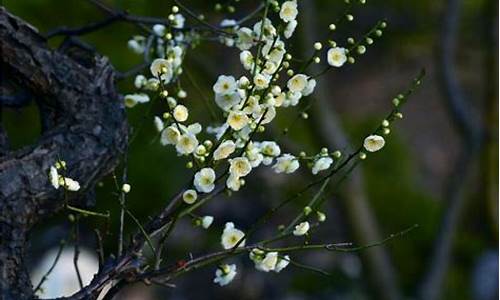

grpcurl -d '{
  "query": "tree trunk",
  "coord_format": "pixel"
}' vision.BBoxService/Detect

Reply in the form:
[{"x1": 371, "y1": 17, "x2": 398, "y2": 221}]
[{"x1": 0, "y1": 7, "x2": 127, "y2": 299}]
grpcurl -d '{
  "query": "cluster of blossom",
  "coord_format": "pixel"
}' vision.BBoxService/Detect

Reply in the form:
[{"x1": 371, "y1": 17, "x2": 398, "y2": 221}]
[
  {"x1": 48, "y1": 0, "x2": 394, "y2": 288},
  {"x1": 48, "y1": 160, "x2": 80, "y2": 192},
  {"x1": 125, "y1": 6, "x2": 190, "y2": 108}
]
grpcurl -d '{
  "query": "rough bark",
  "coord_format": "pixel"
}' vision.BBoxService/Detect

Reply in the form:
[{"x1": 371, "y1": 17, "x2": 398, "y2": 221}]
[{"x1": 0, "y1": 7, "x2": 127, "y2": 299}]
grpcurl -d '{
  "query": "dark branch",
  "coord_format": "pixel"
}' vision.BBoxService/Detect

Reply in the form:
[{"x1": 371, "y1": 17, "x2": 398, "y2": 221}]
[{"x1": 0, "y1": 7, "x2": 127, "y2": 299}]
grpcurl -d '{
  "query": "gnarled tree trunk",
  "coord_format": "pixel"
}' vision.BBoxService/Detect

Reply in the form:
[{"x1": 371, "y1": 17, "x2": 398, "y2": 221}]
[{"x1": 0, "y1": 7, "x2": 127, "y2": 299}]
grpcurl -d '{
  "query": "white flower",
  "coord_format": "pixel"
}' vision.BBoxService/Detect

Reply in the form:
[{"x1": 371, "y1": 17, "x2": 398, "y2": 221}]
[
  {"x1": 274, "y1": 255, "x2": 290, "y2": 272},
  {"x1": 236, "y1": 27, "x2": 254, "y2": 50},
  {"x1": 363, "y1": 135, "x2": 385, "y2": 152},
  {"x1": 301, "y1": 78, "x2": 317, "y2": 96},
  {"x1": 124, "y1": 94, "x2": 150, "y2": 108},
  {"x1": 154, "y1": 116, "x2": 164, "y2": 132},
  {"x1": 213, "y1": 75, "x2": 237, "y2": 95},
  {"x1": 62, "y1": 177, "x2": 80, "y2": 191},
  {"x1": 122, "y1": 184, "x2": 131, "y2": 193},
  {"x1": 238, "y1": 76, "x2": 250, "y2": 88},
  {"x1": 327, "y1": 47, "x2": 347, "y2": 67},
  {"x1": 240, "y1": 50, "x2": 254, "y2": 70},
  {"x1": 160, "y1": 125, "x2": 180, "y2": 145},
  {"x1": 214, "y1": 140, "x2": 236, "y2": 160},
  {"x1": 49, "y1": 166, "x2": 59, "y2": 189},
  {"x1": 274, "y1": 92, "x2": 286, "y2": 107},
  {"x1": 286, "y1": 91, "x2": 302, "y2": 106},
  {"x1": 134, "y1": 74, "x2": 147, "y2": 89},
  {"x1": 176, "y1": 134, "x2": 199, "y2": 155},
  {"x1": 194, "y1": 168, "x2": 216, "y2": 193},
  {"x1": 215, "y1": 93, "x2": 241, "y2": 111},
  {"x1": 173, "y1": 105, "x2": 189, "y2": 122},
  {"x1": 287, "y1": 74, "x2": 308, "y2": 93},
  {"x1": 127, "y1": 36, "x2": 145, "y2": 54},
  {"x1": 226, "y1": 174, "x2": 241, "y2": 191},
  {"x1": 246, "y1": 145, "x2": 264, "y2": 168},
  {"x1": 255, "y1": 252, "x2": 279, "y2": 272},
  {"x1": 312, "y1": 157, "x2": 333, "y2": 175},
  {"x1": 182, "y1": 189, "x2": 198, "y2": 204},
  {"x1": 293, "y1": 221, "x2": 310, "y2": 236},
  {"x1": 253, "y1": 73, "x2": 271, "y2": 90},
  {"x1": 280, "y1": 1, "x2": 298, "y2": 22},
  {"x1": 187, "y1": 123, "x2": 202, "y2": 135},
  {"x1": 150, "y1": 58, "x2": 171, "y2": 78},
  {"x1": 221, "y1": 222, "x2": 245, "y2": 249},
  {"x1": 207, "y1": 123, "x2": 229, "y2": 140},
  {"x1": 284, "y1": 20, "x2": 297, "y2": 39},
  {"x1": 227, "y1": 111, "x2": 249, "y2": 131},
  {"x1": 213, "y1": 264, "x2": 237, "y2": 286},
  {"x1": 229, "y1": 157, "x2": 252, "y2": 177},
  {"x1": 253, "y1": 106, "x2": 276, "y2": 124},
  {"x1": 172, "y1": 14, "x2": 185, "y2": 29},
  {"x1": 202, "y1": 216, "x2": 214, "y2": 229},
  {"x1": 152, "y1": 24, "x2": 166, "y2": 36},
  {"x1": 260, "y1": 141, "x2": 281, "y2": 157},
  {"x1": 253, "y1": 18, "x2": 276, "y2": 39},
  {"x1": 272, "y1": 154, "x2": 300, "y2": 174}
]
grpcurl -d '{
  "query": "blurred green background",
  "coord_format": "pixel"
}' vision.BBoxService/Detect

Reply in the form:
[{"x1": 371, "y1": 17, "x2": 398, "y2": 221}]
[{"x1": 2, "y1": 0, "x2": 498, "y2": 299}]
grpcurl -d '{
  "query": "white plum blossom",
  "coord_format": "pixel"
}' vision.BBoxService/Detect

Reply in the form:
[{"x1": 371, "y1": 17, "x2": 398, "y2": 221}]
[
  {"x1": 293, "y1": 221, "x2": 310, "y2": 236},
  {"x1": 312, "y1": 157, "x2": 333, "y2": 175},
  {"x1": 221, "y1": 222, "x2": 245, "y2": 249},
  {"x1": 273, "y1": 154, "x2": 300, "y2": 174},
  {"x1": 301, "y1": 78, "x2": 317, "y2": 96},
  {"x1": 280, "y1": 1, "x2": 298, "y2": 23},
  {"x1": 176, "y1": 134, "x2": 198, "y2": 155},
  {"x1": 154, "y1": 116, "x2": 164, "y2": 132},
  {"x1": 236, "y1": 27, "x2": 255, "y2": 50},
  {"x1": 284, "y1": 19, "x2": 298, "y2": 39},
  {"x1": 49, "y1": 166, "x2": 59, "y2": 189},
  {"x1": 124, "y1": 94, "x2": 150, "y2": 108},
  {"x1": 161, "y1": 125, "x2": 180, "y2": 146},
  {"x1": 172, "y1": 14, "x2": 185, "y2": 29},
  {"x1": 255, "y1": 252, "x2": 279, "y2": 272},
  {"x1": 287, "y1": 74, "x2": 309, "y2": 93},
  {"x1": 213, "y1": 264, "x2": 237, "y2": 286},
  {"x1": 122, "y1": 183, "x2": 131, "y2": 193},
  {"x1": 134, "y1": 74, "x2": 147, "y2": 89},
  {"x1": 152, "y1": 24, "x2": 166, "y2": 36},
  {"x1": 260, "y1": 141, "x2": 281, "y2": 158},
  {"x1": 201, "y1": 216, "x2": 214, "y2": 229},
  {"x1": 227, "y1": 111, "x2": 249, "y2": 131},
  {"x1": 127, "y1": 36, "x2": 145, "y2": 54},
  {"x1": 240, "y1": 51, "x2": 254, "y2": 70},
  {"x1": 226, "y1": 174, "x2": 242, "y2": 191},
  {"x1": 61, "y1": 177, "x2": 80, "y2": 191},
  {"x1": 49, "y1": 162, "x2": 80, "y2": 191},
  {"x1": 215, "y1": 93, "x2": 241, "y2": 111},
  {"x1": 182, "y1": 189, "x2": 197, "y2": 204},
  {"x1": 194, "y1": 168, "x2": 216, "y2": 193},
  {"x1": 253, "y1": 18, "x2": 277, "y2": 39},
  {"x1": 253, "y1": 73, "x2": 271, "y2": 90},
  {"x1": 173, "y1": 105, "x2": 189, "y2": 122},
  {"x1": 213, "y1": 75, "x2": 237, "y2": 95},
  {"x1": 150, "y1": 58, "x2": 173, "y2": 83},
  {"x1": 274, "y1": 255, "x2": 290, "y2": 272},
  {"x1": 229, "y1": 157, "x2": 252, "y2": 177},
  {"x1": 363, "y1": 135, "x2": 386, "y2": 152},
  {"x1": 213, "y1": 140, "x2": 236, "y2": 161},
  {"x1": 327, "y1": 47, "x2": 347, "y2": 67}
]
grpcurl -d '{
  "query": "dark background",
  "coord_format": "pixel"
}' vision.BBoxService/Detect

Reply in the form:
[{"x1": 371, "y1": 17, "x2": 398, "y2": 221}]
[{"x1": 2, "y1": 0, "x2": 498, "y2": 299}]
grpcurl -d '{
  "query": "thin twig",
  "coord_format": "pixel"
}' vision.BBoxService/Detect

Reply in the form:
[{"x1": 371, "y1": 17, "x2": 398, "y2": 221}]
[
  {"x1": 34, "y1": 240, "x2": 66, "y2": 293},
  {"x1": 73, "y1": 216, "x2": 84, "y2": 289}
]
